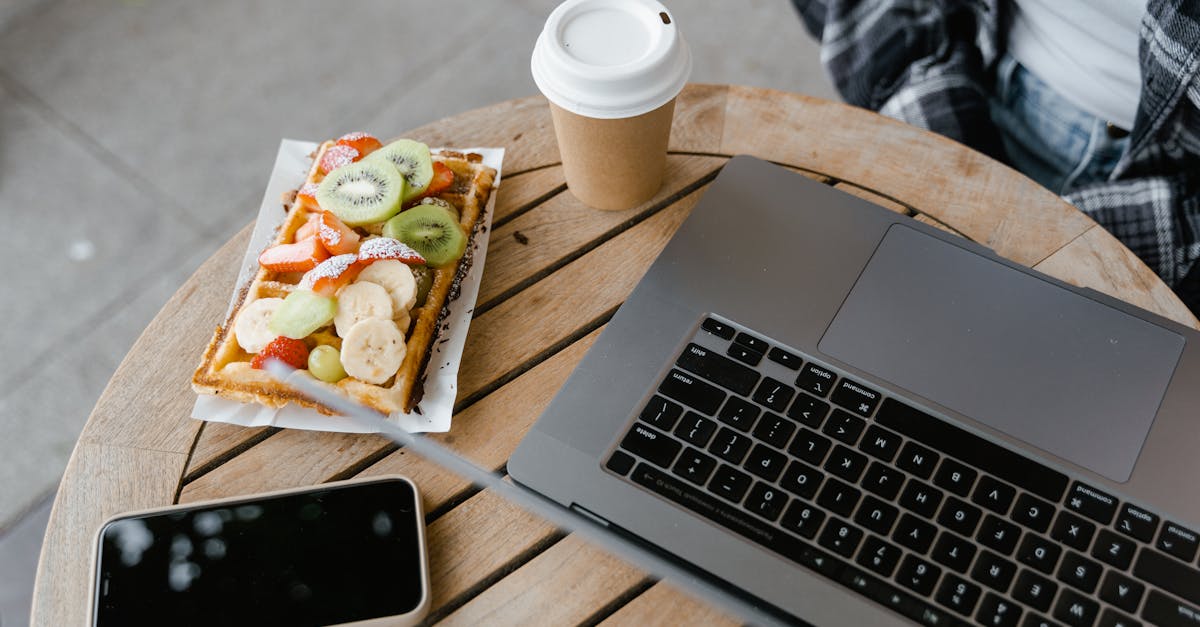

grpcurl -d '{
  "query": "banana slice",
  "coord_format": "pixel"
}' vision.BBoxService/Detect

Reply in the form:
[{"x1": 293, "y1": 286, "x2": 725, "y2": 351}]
[
  {"x1": 233, "y1": 297, "x2": 284, "y2": 353},
  {"x1": 340, "y1": 318, "x2": 407, "y2": 385},
  {"x1": 356, "y1": 260, "x2": 417, "y2": 315},
  {"x1": 334, "y1": 281, "x2": 393, "y2": 338},
  {"x1": 395, "y1": 307, "x2": 412, "y2": 336}
]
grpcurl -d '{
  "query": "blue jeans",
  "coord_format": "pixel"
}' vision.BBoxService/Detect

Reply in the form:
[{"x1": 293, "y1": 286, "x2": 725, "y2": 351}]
[{"x1": 988, "y1": 54, "x2": 1130, "y2": 195}]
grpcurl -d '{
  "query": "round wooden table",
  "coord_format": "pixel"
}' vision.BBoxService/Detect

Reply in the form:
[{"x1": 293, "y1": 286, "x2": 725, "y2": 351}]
[{"x1": 32, "y1": 84, "x2": 1200, "y2": 626}]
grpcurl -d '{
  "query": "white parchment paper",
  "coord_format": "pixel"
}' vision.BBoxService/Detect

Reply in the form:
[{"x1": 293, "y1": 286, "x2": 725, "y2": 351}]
[{"x1": 191, "y1": 139, "x2": 504, "y2": 434}]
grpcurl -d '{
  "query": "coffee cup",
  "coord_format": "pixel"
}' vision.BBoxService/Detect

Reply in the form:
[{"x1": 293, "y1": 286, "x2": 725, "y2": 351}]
[{"x1": 531, "y1": 0, "x2": 692, "y2": 211}]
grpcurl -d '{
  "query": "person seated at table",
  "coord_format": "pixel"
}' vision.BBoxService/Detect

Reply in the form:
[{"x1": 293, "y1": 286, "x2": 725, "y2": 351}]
[{"x1": 791, "y1": 0, "x2": 1200, "y2": 316}]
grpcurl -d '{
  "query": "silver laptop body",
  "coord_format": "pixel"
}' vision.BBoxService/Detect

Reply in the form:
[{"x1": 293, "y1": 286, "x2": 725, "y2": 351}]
[{"x1": 509, "y1": 156, "x2": 1200, "y2": 625}]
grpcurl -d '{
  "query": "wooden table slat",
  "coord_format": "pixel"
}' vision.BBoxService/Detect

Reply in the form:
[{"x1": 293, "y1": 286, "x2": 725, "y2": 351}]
[{"x1": 599, "y1": 582, "x2": 739, "y2": 626}]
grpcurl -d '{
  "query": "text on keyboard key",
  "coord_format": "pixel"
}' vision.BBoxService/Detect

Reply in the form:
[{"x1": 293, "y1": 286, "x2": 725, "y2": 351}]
[
  {"x1": 795, "y1": 363, "x2": 836, "y2": 397},
  {"x1": 1114, "y1": 502, "x2": 1159, "y2": 543},
  {"x1": 787, "y1": 393, "x2": 830, "y2": 428},
  {"x1": 1156, "y1": 521, "x2": 1200, "y2": 562},
  {"x1": 830, "y1": 377, "x2": 881, "y2": 417},
  {"x1": 1064, "y1": 482, "x2": 1118, "y2": 526},
  {"x1": 676, "y1": 343, "x2": 759, "y2": 396},
  {"x1": 659, "y1": 369, "x2": 726, "y2": 415},
  {"x1": 619, "y1": 424, "x2": 681, "y2": 468}
]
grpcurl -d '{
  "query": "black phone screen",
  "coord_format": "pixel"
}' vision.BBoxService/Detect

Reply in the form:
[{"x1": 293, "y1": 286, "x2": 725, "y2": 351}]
[{"x1": 93, "y1": 478, "x2": 423, "y2": 626}]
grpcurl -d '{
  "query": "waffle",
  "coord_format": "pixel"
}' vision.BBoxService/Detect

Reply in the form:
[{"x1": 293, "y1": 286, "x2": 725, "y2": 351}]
[{"x1": 193, "y1": 141, "x2": 496, "y2": 416}]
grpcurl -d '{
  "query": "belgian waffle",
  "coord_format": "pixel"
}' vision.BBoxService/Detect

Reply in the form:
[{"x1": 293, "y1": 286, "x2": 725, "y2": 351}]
[{"x1": 193, "y1": 141, "x2": 497, "y2": 416}]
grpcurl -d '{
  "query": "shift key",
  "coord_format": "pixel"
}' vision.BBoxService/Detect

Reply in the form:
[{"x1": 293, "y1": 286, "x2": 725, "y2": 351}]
[
  {"x1": 660, "y1": 369, "x2": 726, "y2": 415},
  {"x1": 676, "y1": 343, "x2": 759, "y2": 396},
  {"x1": 620, "y1": 424, "x2": 682, "y2": 468}
]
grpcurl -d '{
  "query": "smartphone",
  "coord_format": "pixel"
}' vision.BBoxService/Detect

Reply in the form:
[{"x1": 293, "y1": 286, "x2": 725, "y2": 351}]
[{"x1": 89, "y1": 475, "x2": 429, "y2": 627}]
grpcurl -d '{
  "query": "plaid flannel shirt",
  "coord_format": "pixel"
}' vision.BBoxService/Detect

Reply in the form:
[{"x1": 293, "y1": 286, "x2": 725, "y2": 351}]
[{"x1": 792, "y1": 0, "x2": 1200, "y2": 315}]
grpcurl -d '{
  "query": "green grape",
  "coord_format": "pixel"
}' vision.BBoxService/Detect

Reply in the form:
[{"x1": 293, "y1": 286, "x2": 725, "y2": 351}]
[
  {"x1": 412, "y1": 265, "x2": 434, "y2": 309},
  {"x1": 308, "y1": 345, "x2": 348, "y2": 383}
]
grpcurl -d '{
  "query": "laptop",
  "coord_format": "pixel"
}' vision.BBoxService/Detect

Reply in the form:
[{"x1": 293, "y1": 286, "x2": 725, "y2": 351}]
[{"x1": 508, "y1": 156, "x2": 1200, "y2": 626}]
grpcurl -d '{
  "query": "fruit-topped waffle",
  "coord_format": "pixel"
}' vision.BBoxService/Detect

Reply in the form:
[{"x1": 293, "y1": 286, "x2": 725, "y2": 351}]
[{"x1": 193, "y1": 134, "x2": 497, "y2": 416}]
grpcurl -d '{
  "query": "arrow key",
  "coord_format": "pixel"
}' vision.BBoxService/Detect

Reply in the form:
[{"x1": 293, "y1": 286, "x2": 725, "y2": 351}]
[{"x1": 1098, "y1": 570, "x2": 1144, "y2": 614}]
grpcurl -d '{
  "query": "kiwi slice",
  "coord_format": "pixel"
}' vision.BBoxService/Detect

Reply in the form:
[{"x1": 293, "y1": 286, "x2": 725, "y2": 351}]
[
  {"x1": 370, "y1": 139, "x2": 434, "y2": 203},
  {"x1": 383, "y1": 205, "x2": 467, "y2": 267},
  {"x1": 316, "y1": 159, "x2": 405, "y2": 226}
]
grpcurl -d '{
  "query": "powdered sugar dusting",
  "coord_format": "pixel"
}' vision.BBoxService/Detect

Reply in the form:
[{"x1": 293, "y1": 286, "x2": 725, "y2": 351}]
[
  {"x1": 338, "y1": 132, "x2": 370, "y2": 142},
  {"x1": 318, "y1": 221, "x2": 341, "y2": 245},
  {"x1": 297, "y1": 182, "x2": 320, "y2": 198},
  {"x1": 300, "y1": 253, "x2": 359, "y2": 288},
  {"x1": 320, "y1": 145, "x2": 358, "y2": 172},
  {"x1": 358, "y1": 237, "x2": 425, "y2": 263}
]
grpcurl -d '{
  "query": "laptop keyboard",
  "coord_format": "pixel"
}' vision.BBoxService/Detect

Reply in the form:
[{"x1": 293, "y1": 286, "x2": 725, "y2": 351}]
[{"x1": 604, "y1": 316, "x2": 1200, "y2": 627}]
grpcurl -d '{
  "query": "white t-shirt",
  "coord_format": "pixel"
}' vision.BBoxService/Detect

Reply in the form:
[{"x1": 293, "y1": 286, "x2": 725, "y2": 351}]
[{"x1": 1008, "y1": 0, "x2": 1145, "y2": 130}]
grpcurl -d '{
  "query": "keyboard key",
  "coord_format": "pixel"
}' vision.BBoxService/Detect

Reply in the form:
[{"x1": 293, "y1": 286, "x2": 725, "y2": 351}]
[
  {"x1": 900, "y1": 480, "x2": 944, "y2": 519},
  {"x1": 745, "y1": 482, "x2": 788, "y2": 521},
  {"x1": 671, "y1": 448, "x2": 717, "y2": 485},
  {"x1": 857, "y1": 535, "x2": 902, "y2": 577},
  {"x1": 659, "y1": 369, "x2": 726, "y2": 415},
  {"x1": 1142, "y1": 589, "x2": 1200, "y2": 627},
  {"x1": 752, "y1": 377, "x2": 795, "y2": 413},
  {"x1": 854, "y1": 496, "x2": 898, "y2": 536},
  {"x1": 1011, "y1": 493, "x2": 1054, "y2": 532},
  {"x1": 877, "y1": 399, "x2": 1069, "y2": 503},
  {"x1": 1092, "y1": 528, "x2": 1136, "y2": 570},
  {"x1": 767, "y1": 346, "x2": 802, "y2": 369},
  {"x1": 931, "y1": 532, "x2": 977, "y2": 573},
  {"x1": 971, "y1": 550, "x2": 1017, "y2": 592},
  {"x1": 972, "y1": 476, "x2": 1017, "y2": 515},
  {"x1": 1052, "y1": 588, "x2": 1098, "y2": 627},
  {"x1": 977, "y1": 593, "x2": 1023, "y2": 627},
  {"x1": 1012, "y1": 569, "x2": 1057, "y2": 612},
  {"x1": 830, "y1": 378, "x2": 881, "y2": 417},
  {"x1": 752, "y1": 413, "x2": 795, "y2": 449},
  {"x1": 894, "y1": 513, "x2": 937, "y2": 553},
  {"x1": 862, "y1": 462, "x2": 906, "y2": 500},
  {"x1": 781, "y1": 501, "x2": 825, "y2": 539},
  {"x1": 639, "y1": 395, "x2": 684, "y2": 430},
  {"x1": 787, "y1": 393, "x2": 830, "y2": 428},
  {"x1": 1017, "y1": 534, "x2": 1062, "y2": 574},
  {"x1": 745, "y1": 444, "x2": 787, "y2": 482},
  {"x1": 818, "y1": 517, "x2": 863, "y2": 557},
  {"x1": 674, "y1": 411, "x2": 717, "y2": 447},
  {"x1": 681, "y1": 343, "x2": 759, "y2": 394},
  {"x1": 778, "y1": 460, "x2": 823, "y2": 499},
  {"x1": 977, "y1": 515, "x2": 1021, "y2": 555},
  {"x1": 1020, "y1": 614, "x2": 1056, "y2": 627},
  {"x1": 896, "y1": 441, "x2": 940, "y2": 479},
  {"x1": 606, "y1": 450, "x2": 635, "y2": 475},
  {"x1": 708, "y1": 464, "x2": 752, "y2": 503},
  {"x1": 858, "y1": 425, "x2": 901, "y2": 462},
  {"x1": 1064, "y1": 482, "x2": 1118, "y2": 526},
  {"x1": 817, "y1": 478, "x2": 861, "y2": 517},
  {"x1": 726, "y1": 342, "x2": 763, "y2": 367},
  {"x1": 795, "y1": 363, "x2": 836, "y2": 397},
  {"x1": 733, "y1": 331, "x2": 768, "y2": 353},
  {"x1": 1099, "y1": 570, "x2": 1144, "y2": 613},
  {"x1": 1133, "y1": 548, "x2": 1200, "y2": 605},
  {"x1": 788, "y1": 428, "x2": 831, "y2": 465},
  {"x1": 933, "y1": 459, "x2": 978, "y2": 497},
  {"x1": 1098, "y1": 608, "x2": 1141, "y2": 627},
  {"x1": 938, "y1": 497, "x2": 983, "y2": 537},
  {"x1": 708, "y1": 427, "x2": 751, "y2": 464},
  {"x1": 1114, "y1": 502, "x2": 1159, "y2": 543},
  {"x1": 821, "y1": 409, "x2": 866, "y2": 445},
  {"x1": 700, "y1": 317, "x2": 734, "y2": 339},
  {"x1": 1050, "y1": 511, "x2": 1095, "y2": 552},
  {"x1": 620, "y1": 424, "x2": 681, "y2": 468},
  {"x1": 897, "y1": 554, "x2": 942, "y2": 596},
  {"x1": 1156, "y1": 521, "x2": 1200, "y2": 562},
  {"x1": 823, "y1": 445, "x2": 868, "y2": 482},
  {"x1": 935, "y1": 573, "x2": 981, "y2": 617},
  {"x1": 717, "y1": 396, "x2": 760, "y2": 431},
  {"x1": 1057, "y1": 551, "x2": 1103, "y2": 594}
]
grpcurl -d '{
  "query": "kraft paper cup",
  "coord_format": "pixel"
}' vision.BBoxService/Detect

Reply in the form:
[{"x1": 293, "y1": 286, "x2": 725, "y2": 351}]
[{"x1": 532, "y1": 0, "x2": 692, "y2": 211}]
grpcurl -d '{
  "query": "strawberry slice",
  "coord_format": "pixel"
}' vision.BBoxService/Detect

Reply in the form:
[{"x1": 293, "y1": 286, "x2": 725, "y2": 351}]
[
  {"x1": 318, "y1": 210, "x2": 361, "y2": 255},
  {"x1": 299, "y1": 253, "x2": 365, "y2": 297},
  {"x1": 294, "y1": 213, "x2": 321, "y2": 242},
  {"x1": 295, "y1": 182, "x2": 321, "y2": 211},
  {"x1": 336, "y1": 132, "x2": 383, "y2": 159},
  {"x1": 419, "y1": 161, "x2": 455, "y2": 199},
  {"x1": 319, "y1": 144, "x2": 359, "y2": 175},
  {"x1": 357, "y1": 237, "x2": 426, "y2": 265},
  {"x1": 258, "y1": 238, "x2": 329, "y2": 273},
  {"x1": 250, "y1": 336, "x2": 310, "y2": 370}
]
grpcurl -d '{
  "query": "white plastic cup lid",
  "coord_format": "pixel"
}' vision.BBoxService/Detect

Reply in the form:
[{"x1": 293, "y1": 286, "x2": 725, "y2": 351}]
[{"x1": 531, "y1": 0, "x2": 692, "y2": 119}]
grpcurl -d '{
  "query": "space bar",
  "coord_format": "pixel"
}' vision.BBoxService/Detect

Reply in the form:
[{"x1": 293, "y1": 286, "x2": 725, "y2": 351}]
[{"x1": 630, "y1": 463, "x2": 821, "y2": 568}]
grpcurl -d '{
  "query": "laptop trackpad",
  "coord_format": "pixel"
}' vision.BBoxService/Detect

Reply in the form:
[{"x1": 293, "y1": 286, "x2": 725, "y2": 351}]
[{"x1": 819, "y1": 225, "x2": 1184, "y2": 482}]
